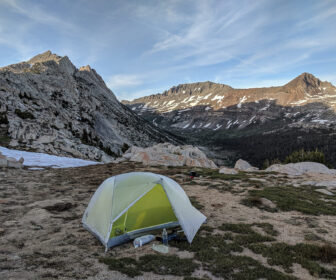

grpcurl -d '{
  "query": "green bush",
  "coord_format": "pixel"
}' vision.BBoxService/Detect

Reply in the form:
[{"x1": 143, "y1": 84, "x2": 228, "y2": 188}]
[
  {"x1": 284, "y1": 148, "x2": 326, "y2": 164},
  {"x1": 263, "y1": 149, "x2": 328, "y2": 169}
]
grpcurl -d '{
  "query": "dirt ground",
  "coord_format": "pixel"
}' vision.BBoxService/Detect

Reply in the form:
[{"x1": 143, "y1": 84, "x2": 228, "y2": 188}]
[{"x1": 0, "y1": 162, "x2": 336, "y2": 280}]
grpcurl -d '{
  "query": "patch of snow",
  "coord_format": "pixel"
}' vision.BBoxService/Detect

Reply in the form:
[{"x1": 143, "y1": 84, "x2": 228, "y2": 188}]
[
  {"x1": 204, "y1": 122, "x2": 212, "y2": 128},
  {"x1": 0, "y1": 146, "x2": 100, "y2": 168},
  {"x1": 205, "y1": 106, "x2": 211, "y2": 111},
  {"x1": 182, "y1": 90, "x2": 186, "y2": 94},
  {"x1": 211, "y1": 95, "x2": 224, "y2": 101},
  {"x1": 167, "y1": 104, "x2": 178, "y2": 111},
  {"x1": 131, "y1": 107, "x2": 136, "y2": 110},
  {"x1": 178, "y1": 108, "x2": 191, "y2": 113},
  {"x1": 249, "y1": 116, "x2": 256, "y2": 122},
  {"x1": 28, "y1": 167, "x2": 45, "y2": 170},
  {"x1": 189, "y1": 100, "x2": 200, "y2": 106},
  {"x1": 166, "y1": 100, "x2": 175, "y2": 106},
  {"x1": 255, "y1": 100, "x2": 259, "y2": 103},
  {"x1": 323, "y1": 87, "x2": 326, "y2": 90},
  {"x1": 186, "y1": 95, "x2": 196, "y2": 102},
  {"x1": 226, "y1": 120, "x2": 232, "y2": 129},
  {"x1": 203, "y1": 93, "x2": 212, "y2": 99},
  {"x1": 213, "y1": 124, "x2": 222, "y2": 131},
  {"x1": 259, "y1": 105, "x2": 270, "y2": 111},
  {"x1": 237, "y1": 96, "x2": 247, "y2": 108},
  {"x1": 311, "y1": 119, "x2": 330, "y2": 124},
  {"x1": 192, "y1": 124, "x2": 196, "y2": 128},
  {"x1": 152, "y1": 118, "x2": 158, "y2": 126},
  {"x1": 183, "y1": 123, "x2": 190, "y2": 129}
]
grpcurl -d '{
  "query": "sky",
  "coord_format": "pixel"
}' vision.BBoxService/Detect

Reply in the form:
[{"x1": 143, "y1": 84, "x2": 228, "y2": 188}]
[{"x1": 0, "y1": 0, "x2": 335, "y2": 101}]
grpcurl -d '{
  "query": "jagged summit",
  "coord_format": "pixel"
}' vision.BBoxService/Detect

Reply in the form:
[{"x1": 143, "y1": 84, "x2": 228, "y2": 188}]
[
  {"x1": 285, "y1": 72, "x2": 321, "y2": 89},
  {"x1": 28, "y1": 50, "x2": 63, "y2": 64}
]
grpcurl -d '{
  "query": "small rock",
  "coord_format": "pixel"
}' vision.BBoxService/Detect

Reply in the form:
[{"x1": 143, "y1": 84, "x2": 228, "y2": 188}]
[
  {"x1": 219, "y1": 167, "x2": 238, "y2": 174},
  {"x1": 250, "y1": 178, "x2": 267, "y2": 183},
  {"x1": 22, "y1": 208, "x2": 51, "y2": 224},
  {"x1": 260, "y1": 198, "x2": 276, "y2": 209},
  {"x1": 0, "y1": 228, "x2": 4, "y2": 234},
  {"x1": 234, "y1": 159, "x2": 259, "y2": 172},
  {"x1": 315, "y1": 189, "x2": 334, "y2": 196}
]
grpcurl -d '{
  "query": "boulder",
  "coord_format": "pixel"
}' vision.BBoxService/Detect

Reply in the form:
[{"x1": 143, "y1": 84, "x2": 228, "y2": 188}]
[
  {"x1": 315, "y1": 189, "x2": 334, "y2": 196},
  {"x1": 0, "y1": 152, "x2": 23, "y2": 168},
  {"x1": 0, "y1": 157, "x2": 7, "y2": 167},
  {"x1": 316, "y1": 181, "x2": 336, "y2": 190},
  {"x1": 266, "y1": 162, "x2": 336, "y2": 176},
  {"x1": 219, "y1": 167, "x2": 238, "y2": 174},
  {"x1": 260, "y1": 198, "x2": 277, "y2": 209},
  {"x1": 234, "y1": 159, "x2": 259, "y2": 172},
  {"x1": 119, "y1": 143, "x2": 217, "y2": 168}
]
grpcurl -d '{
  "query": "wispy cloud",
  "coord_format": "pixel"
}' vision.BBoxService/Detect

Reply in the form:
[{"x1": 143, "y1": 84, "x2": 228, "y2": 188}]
[
  {"x1": 0, "y1": 0, "x2": 335, "y2": 99},
  {"x1": 1, "y1": 0, "x2": 78, "y2": 33},
  {"x1": 107, "y1": 74, "x2": 143, "y2": 89}
]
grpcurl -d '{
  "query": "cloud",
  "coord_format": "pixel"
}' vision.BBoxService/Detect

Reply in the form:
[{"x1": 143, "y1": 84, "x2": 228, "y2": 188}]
[
  {"x1": 107, "y1": 74, "x2": 143, "y2": 90},
  {"x1": 0, "y1": 0, "x2": 335, "y2": 98},
  {"x1": 1, "y1": 0, "x2": 78, "y2": 33}
]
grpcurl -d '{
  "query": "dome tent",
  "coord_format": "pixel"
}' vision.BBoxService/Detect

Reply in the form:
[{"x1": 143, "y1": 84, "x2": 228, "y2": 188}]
[{"x1": 82, "y1": 172, "x2": 206, "y2": 250}]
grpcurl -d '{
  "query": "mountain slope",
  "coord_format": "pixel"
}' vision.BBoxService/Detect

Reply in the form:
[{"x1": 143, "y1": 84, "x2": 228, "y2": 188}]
[
  {"x1": 0, "y1": 51, "x2": 177, "y2": 161},
  {"x1": 124, "y1": 73, "x2": 336, "y2": 113},
  {"x1": 123, "y1": 74, "x2": 336, "y2": 166}
]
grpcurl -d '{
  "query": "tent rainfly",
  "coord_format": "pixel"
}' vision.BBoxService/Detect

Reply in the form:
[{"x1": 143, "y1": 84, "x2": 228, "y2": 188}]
[{"x1": 82, "y1": 172, "x2": 207, "y2": 250}]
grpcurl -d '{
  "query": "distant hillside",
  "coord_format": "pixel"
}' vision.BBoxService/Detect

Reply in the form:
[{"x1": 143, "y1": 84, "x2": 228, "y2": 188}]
[{"x1": 123, "y1": 74, "x2": 336, "y2": 167}]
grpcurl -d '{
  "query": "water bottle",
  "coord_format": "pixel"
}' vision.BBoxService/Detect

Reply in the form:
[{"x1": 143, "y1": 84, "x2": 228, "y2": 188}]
[
  {"x1": 162, "y1": 228, "x2": 168, "y2": 246},
  {"x1": 133, "y1": 235, "x2": 155, "y2": 248}
]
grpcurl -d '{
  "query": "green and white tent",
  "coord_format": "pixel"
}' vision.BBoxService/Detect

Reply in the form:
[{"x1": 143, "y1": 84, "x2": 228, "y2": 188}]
[{"x1": 82, "y1": 172, "x2": 206, "y2": 250}]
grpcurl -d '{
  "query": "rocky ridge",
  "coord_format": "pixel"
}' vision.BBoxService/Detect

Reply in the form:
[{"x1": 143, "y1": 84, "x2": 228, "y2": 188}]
[
  {"x1": 124, "y1": 73, "x2": 336, "y2": 112},
  {"x1": 124, "y1": 73, "x2": 336, "y2": 131},
  {"x1": 123, "y1": 74, "x2": 336, "y2": 167},
  {"x1": 0, "y1": 51, "x2": 177, "y2": 161}
]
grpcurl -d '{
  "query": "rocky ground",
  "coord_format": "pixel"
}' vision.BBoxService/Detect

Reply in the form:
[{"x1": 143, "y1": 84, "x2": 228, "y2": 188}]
[{"x1": 1, "y1": 163, "x2": 336, "y2": 279}]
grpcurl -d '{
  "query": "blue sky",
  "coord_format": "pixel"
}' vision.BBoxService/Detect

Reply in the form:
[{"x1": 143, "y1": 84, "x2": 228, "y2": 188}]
[{"x1": 0, "y1": 0, "x2": 335, "y2": 100}]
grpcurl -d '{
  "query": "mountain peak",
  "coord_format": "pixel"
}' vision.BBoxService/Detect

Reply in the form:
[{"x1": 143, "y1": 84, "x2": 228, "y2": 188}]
[
  {"x1": 26, "y1": 50, "x2": 76, "y2": 76},
  {"x1": 285, "y1": 72, "x2": 321, "y2": 89},
  {"x1": 28, "y1": 50, "x2": 62, "y2": 64}
]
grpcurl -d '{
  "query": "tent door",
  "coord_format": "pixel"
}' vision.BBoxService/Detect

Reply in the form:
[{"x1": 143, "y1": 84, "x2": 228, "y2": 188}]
[
  {"x1": 112, "y1": 210, "x2": 128, "y2": 236},
  {"x1": 110, "y1": 184, "x2": 177, "y2": 238}
]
